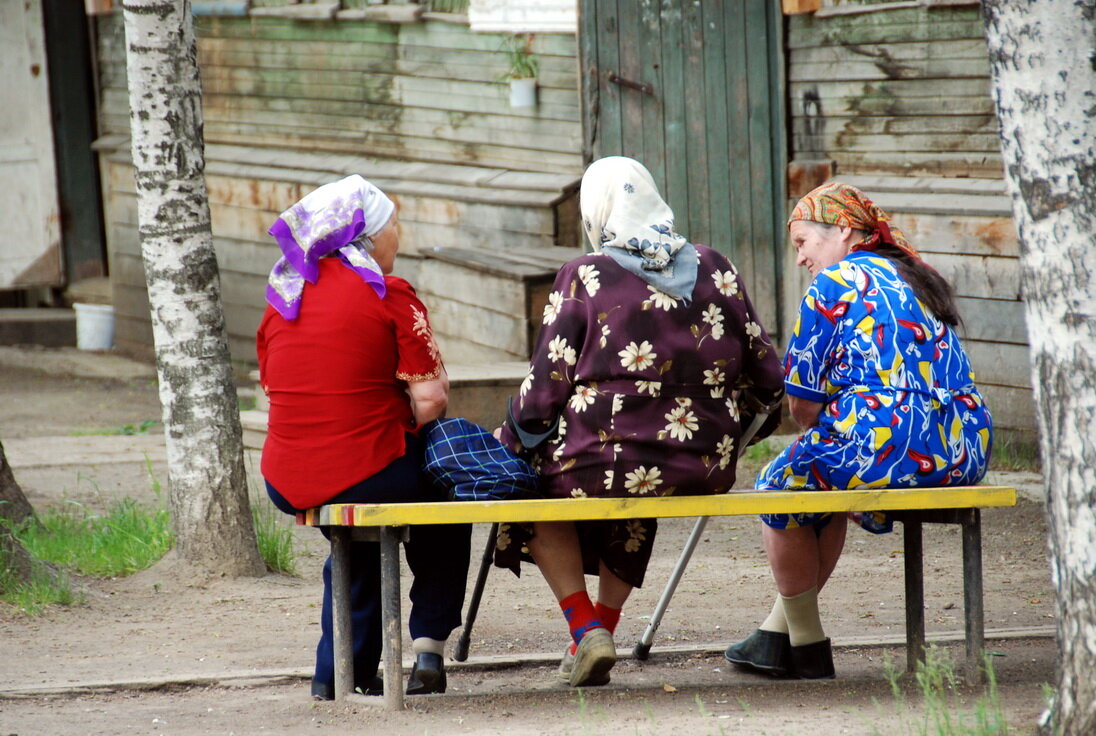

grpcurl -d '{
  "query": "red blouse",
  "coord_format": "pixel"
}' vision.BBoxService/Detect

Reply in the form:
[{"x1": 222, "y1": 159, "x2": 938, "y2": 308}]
[{"x1": 257, "y1": 261, "x2": 442, "y2": 508}]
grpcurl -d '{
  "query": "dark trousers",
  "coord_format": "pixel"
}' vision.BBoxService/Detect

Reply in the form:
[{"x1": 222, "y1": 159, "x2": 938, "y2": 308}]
[{"x1": 267, "y1": 434, "x2": 472, "y2": 688}]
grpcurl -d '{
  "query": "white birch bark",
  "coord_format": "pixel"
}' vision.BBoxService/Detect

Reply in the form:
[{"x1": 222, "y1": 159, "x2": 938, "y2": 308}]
[
  {"x1": 982, "y1": 2, "x2": 1096, "y2": 733},
  {"x1": 121, "y1": 0, "x2": 264, "y2": 576}
]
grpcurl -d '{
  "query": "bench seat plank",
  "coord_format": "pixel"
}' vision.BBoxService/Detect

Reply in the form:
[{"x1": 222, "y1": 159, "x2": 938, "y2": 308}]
[{"x1": 297, "y1": 486, "x2": 1017, "y2": 527}]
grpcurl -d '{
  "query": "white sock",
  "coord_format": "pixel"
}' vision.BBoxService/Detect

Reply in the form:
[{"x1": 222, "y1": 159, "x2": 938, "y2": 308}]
[
  {"x1": 412, "y1": 637, "x2": 446, "y2": 656},
  {"x1": 780, "y1": 587, "x2": 826, "y2": 647},
  {"x1": 759, "y1": 597, "x2": 789, "y2": 634}
]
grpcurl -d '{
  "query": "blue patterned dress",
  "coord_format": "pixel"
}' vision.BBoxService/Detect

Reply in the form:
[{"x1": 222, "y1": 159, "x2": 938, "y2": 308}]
[{"x1": 757, "y1": 251, "x2": 993, "y2": 533}]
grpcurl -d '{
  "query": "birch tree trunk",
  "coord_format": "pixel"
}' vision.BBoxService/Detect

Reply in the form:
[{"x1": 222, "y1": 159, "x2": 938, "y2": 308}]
[
  {"x1": 121, "y1": 0, "x2": 264, "y2": 576},
  {"x1": 982, "y1": 2, "x2": 1096, "y2": 733}
]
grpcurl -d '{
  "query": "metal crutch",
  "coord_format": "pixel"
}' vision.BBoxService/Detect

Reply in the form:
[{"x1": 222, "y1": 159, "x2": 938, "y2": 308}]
[
  {"x1": 453, "y1": 521, "x2": 499, "y2": 662},
  {"x1": 633, "y1": 409, "x2": 773, "y2": 660}
]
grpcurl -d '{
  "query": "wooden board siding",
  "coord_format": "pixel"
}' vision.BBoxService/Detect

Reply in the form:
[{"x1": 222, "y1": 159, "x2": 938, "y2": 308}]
[
  {"x1": 95, "y1": 14, "x2": 583, "y2": 176},
  {"x1": 787, "y1": 4, "x2": 998, "y2": 179},
  {"x1": 93, "y1": 12, "x2": 584, "y2": 368}
]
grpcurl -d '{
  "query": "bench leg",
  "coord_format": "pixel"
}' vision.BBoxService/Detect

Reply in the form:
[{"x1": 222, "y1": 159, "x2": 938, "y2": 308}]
[
  {"x1": 380, "y1": 526, "x2": 404, "y2": 711},
  {"x1": 330, "y1": 528, "x2": 354, "y2": 700},
  {"x1": 961, "y1": 509, "x2": 985, "y2": 682},
  {"x1": 903, "y1": 519, "x2": 926, "y2": 673}
]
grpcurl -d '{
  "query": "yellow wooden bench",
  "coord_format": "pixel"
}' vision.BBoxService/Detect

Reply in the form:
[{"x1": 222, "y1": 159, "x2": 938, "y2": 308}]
[{"x1": 297, "y1": 486, "x2": 1017, "y2": 710}]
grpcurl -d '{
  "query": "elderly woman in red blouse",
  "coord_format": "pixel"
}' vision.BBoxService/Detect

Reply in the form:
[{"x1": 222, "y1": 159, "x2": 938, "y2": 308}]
[{"x1": 258, "y1": 175, "x2": 471, "y2": 700}]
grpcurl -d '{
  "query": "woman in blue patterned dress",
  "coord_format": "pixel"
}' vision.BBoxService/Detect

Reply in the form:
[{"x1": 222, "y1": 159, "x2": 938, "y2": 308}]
[{"x1": 723, "y1": 182, "x2": 993, "y2": 680}]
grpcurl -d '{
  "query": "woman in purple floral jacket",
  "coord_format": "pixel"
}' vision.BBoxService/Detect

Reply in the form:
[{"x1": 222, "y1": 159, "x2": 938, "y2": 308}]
[{"x1": 495, "y1": 156, "x2": 785, "y2": 687}]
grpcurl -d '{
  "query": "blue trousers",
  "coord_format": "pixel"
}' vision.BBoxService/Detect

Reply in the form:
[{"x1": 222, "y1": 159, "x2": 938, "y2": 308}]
[{"x1": 267, "y1": 434, "x2": 472, "y2": 688}]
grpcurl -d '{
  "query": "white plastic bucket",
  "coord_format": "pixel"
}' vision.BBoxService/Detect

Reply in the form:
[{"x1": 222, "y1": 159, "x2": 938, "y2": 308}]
[
  {"x1": 509, "y1": 77, "x2": 537, "y2": 108},
  {"x1": 73, "y1": 303, "x2": 115, "y2": 350}
]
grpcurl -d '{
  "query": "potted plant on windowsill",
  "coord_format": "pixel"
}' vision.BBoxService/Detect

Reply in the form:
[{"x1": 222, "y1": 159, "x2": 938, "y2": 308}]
[{"x1": 501, "y1": 34, "x2": 539, "y2": 108}]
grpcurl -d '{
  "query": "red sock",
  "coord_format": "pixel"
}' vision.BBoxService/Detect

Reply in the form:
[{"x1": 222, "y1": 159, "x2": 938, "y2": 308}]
[
  {"x1": 559, "y1": 591, "x2": 602, "y2": 645},
  {"x1": 595, "y1": 602, "x2": 622, "y2": 633},
  {"x1": 568, "y1": 602, "x2": 622, "y2": 655}
]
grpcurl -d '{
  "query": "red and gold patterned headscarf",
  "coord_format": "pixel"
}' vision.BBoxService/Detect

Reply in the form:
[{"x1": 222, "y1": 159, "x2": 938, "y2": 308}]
[{"x1": 788, "y1": 182, "x2": 920, "y2": 261}]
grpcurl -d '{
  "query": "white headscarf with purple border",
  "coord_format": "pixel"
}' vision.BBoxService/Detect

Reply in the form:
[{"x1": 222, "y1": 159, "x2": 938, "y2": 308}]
[{"x1": 266, "y1": 175, "x2": 395, "y2": 320}]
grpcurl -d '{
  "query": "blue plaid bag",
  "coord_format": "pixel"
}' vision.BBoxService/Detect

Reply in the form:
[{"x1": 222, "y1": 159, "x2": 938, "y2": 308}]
[{"x1": 422, "y1": 418, "x2": 541, "y2": 501}]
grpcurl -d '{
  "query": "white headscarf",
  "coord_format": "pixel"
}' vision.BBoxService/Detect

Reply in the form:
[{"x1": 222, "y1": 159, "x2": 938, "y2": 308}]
[
  {"x1": 266, "y1": 175, "x2": 395, "y2": 320},
  {"x1": 579, "y1": 157, "x2": 698, "y2": 300}
]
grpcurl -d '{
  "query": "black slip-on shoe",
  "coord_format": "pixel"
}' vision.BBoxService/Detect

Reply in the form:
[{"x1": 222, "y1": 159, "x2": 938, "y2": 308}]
[
  {"x1": 790, "y1": 638, "x2": 835, "y2": 679},
  {"x1": 406, "y1": 652, "x2": 447, "y2": 694},
  {"x1": 723, "y1": 629, "x2": 794, "y2": 678}
]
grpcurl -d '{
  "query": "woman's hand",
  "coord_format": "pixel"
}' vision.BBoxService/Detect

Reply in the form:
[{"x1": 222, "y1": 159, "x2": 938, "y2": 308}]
[
  {"x1": 788, "y1": 395, "x2": 824, "y2": 432},
  {"x1": 407, "y1": 369, "x2": 449, "y2": 426}
]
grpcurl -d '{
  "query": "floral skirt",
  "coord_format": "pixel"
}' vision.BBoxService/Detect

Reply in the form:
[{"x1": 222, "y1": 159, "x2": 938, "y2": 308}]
[{"x1": 494, "y1": 518, "x2": 658, "y2": 589}]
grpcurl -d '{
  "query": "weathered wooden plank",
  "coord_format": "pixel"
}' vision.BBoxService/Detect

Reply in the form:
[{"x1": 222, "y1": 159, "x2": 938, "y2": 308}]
[
  {"x1": 395, "y1": 220, "x2": 550, "y2": 251},
  {"x1": 974, "y1": 383, "x2": 1035, "y2": 432},
  {"x1": 788, "y1": 9, "x2": 984, "y2": 49},
  {"x1": 422, "y1": 295, "x2": 529, "y2": 357},
  {"x1": 197, "y1": 128, "x2": 582, "y2": 176},
  {"x1": 955, "y1": 297, "x2": 1028, "y2": 345},
  {"x1": 793, "y1": 38, "x2": 991, "y2": 65},
  {"x1": 744, "y1": 0, "x2": 779, "y2": 327},
  {"x1": 819, "y1": 152, "x2": 1005, "y2": 178},
  {"x1": 897, "y1": 213, "x2": 1018, "y2": 257},
  {"x1": 789, "y1": 57, "x2": 990, "y2": 83},
  {"x1": 682, "y1": 0, "x2": 710, "y2": 245},
  {"x1": 205, "y1": 175, "x2": 307, "y2": 213},
  {"x1": 724, "y1": 4, "x2": 753, "y2": 271},
  {"x1": 788, "y1": 93, "x2": 996, "y2": 119},
  {"x1": 194, "y1": 16, "x2": 399, "y2": 44},
  {"x1": 593, "y1": 0, "x2": 623, "y2": 158},
  {"x1": 638, "y1": 0, "x2": 665, "y2": 187},
  {"x1": 789, "y1": 77, "x2": 992, "y2": 102},
  {"x1": 397, "y1": 18, "x2": 577, "y2": 57},
  {"x1": 432, "y1": 333, "x2": 523, "y2": 364},
  {"x1": 659, "y1": 1, "x2": 688, "y2": 227},
  {"x1": 795, "y1": 114, "x2": 998, "y2": 137},
  {"x1": 416, "y1": 266, "x2": 531, "y2": 316},
  {"x1": 963, "y1": 339, "x2": 1032, "y2": 389},
  {"x1": 615, "y1": 0, "x2": 645, "y2": 164},
  {"x1": 797, "y1": 130, "x2": 1003, "y2": 155},
  {"x1": 701, "y1": 1, "x2": 731, "y2": 260},
  {"x1": 200, "y1": 104, "x2": 583, "y2": 155},
  {"x1": 197, "y1": 46, "x2": 579, "y2": 91},
  {"x1": 199, "y1": 92, "x2": 583, "y2": 140},
  {"x1": 929, "y1": 253, "x2": 1021, "y2": 301}
]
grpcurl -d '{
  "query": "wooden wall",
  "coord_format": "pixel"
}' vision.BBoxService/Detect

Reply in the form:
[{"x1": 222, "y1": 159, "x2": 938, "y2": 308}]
[
  {"x1": 788, "y1": 2, "x2": 999, "y2": 178},
  {"x1": 785, "y1": 2, "x2": 1035, "y2": 434},
  {"x1": 93, "y1": 11, "x2": 584, "y2": 366}
]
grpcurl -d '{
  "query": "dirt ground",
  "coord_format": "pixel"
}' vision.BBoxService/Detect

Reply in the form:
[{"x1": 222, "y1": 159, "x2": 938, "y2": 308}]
[{"x1": 0, "y1": 348, "x2": 1057, "y2": 735}]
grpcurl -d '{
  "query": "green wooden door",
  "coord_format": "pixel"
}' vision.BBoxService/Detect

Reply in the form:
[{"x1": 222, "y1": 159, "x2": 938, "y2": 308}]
[{"x1": 580, "y1": 0, "x2": 786, "y2": 332}]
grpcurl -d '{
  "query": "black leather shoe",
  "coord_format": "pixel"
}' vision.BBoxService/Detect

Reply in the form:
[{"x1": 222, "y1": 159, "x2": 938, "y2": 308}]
[
  {"x1": 406, "y1": 652, "x2": 446, "y2": 694},
  {"x1": 790, "y1": 638, "x2": 835, "y2": 679},
  {"x1": 723, "y1": 629, "x2": 793, "y2": 678}
]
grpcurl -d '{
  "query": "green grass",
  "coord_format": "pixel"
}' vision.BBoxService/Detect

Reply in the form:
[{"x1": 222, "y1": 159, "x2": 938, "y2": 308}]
[
  {"x1": 0, "y1": 544, "x2": 82, "y2": 613},
  {"x1": 252, "y1": 495, "x2": 298, "y2": 576},
  {"x1": 15, "y1": 498, "x2": 174, "y2": 578},
  {"x1": 874, "y1": 647, "x2": 1010, "y2": 736},
  {"x1": 989, "y1": 434, "x2": 1042, "y2": 473}
]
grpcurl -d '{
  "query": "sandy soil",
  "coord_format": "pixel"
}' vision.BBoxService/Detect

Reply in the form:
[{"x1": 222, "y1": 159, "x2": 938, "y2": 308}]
[{"x1": 0, "y1": 353, "x2": 1057, "y2": 735}]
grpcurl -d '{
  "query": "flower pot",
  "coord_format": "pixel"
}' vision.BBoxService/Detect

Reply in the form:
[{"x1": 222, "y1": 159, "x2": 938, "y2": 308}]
[{"x1": 509, "y1": 77, "x2": 537, "y2": 108}]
